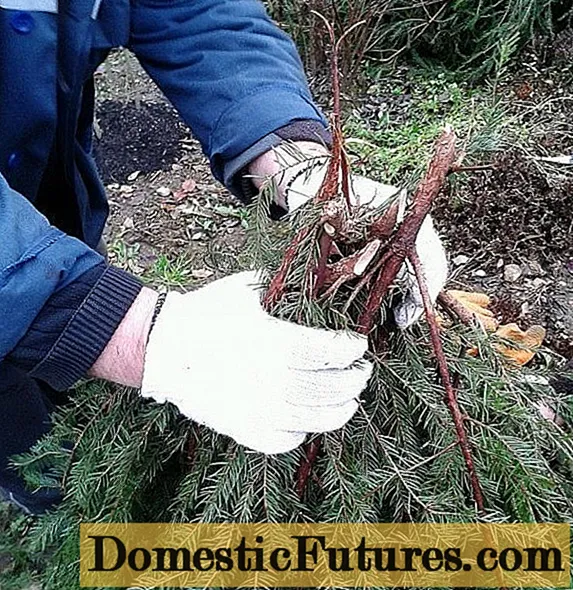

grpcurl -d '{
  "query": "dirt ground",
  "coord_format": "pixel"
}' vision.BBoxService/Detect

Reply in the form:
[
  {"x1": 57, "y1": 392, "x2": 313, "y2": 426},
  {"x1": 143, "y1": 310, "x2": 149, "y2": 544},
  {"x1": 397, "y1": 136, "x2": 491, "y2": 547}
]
[
  {"x1": 93, "y1": 38, "x2": 573, "y2": 360},
  {"x1": 94, "y1": 51, "x2": 246, "y2": 284},
  {"x1": 435, "y1": 32, "x2": 573, "y2": 357}
]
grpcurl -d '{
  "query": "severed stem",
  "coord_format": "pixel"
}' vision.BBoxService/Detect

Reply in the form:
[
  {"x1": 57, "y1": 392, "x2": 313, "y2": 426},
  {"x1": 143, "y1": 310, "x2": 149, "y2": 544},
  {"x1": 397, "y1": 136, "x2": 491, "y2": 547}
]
[{"x1": 438, "y1": 291, "x2": 475, "y2": 325}]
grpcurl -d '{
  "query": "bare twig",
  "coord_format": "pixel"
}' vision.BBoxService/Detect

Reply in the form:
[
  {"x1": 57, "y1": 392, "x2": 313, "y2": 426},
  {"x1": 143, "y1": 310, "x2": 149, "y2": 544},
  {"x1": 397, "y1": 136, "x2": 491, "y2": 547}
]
[
  {"x1": 438, "y1": 290, "x2": 475, "y2": 325},
  {"x1": 295, "y1": 439, "x2": 322, "y2": 497},
  {"x1": 410, "y1": 251, "x2": 485, "y2": 513}
]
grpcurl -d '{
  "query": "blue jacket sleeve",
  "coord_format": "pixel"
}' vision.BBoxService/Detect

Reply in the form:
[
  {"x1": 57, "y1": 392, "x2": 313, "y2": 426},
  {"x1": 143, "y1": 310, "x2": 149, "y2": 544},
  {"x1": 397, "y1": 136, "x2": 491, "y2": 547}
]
[
  {"x1": 0, "y1": 173, "x2": 104, "y2": 361},
  {"x1": 128, "y1": 0, "x2": 327, "y2": 184}
]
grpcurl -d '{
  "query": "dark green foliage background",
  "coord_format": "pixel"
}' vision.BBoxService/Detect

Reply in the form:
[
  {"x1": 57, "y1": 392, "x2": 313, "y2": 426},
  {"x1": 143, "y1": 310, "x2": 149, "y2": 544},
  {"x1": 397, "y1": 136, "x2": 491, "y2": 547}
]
[{"x1": 266, "y1": 0, "x2": 571, "y2": 78}]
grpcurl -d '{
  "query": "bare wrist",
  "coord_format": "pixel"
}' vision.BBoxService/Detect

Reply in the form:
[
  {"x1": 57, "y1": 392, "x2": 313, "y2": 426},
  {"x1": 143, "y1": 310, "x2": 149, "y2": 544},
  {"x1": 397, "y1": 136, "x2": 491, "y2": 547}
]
[
  {"x1": 88, "y1": 287, "x2": 159, "y2": 388},
  {"x1": 248, "y1": 141, "x2": 330, "y2": 208}
]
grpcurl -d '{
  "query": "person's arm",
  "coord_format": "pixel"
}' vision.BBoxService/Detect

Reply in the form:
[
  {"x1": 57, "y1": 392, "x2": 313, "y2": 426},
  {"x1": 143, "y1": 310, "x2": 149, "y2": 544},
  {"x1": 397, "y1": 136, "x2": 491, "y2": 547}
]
[
  {"x1": 1, "y1": 175, "x2": 373, "y2": 454},
  {"x1": 0, "y1": 173, "x2": 149, "y2": 389},
  {"x1": 128, "y1": 0, "x2": 330, "y2": 201},
  {"x1": 87, "y1": 286, "x2": 158, "y2": 387}
]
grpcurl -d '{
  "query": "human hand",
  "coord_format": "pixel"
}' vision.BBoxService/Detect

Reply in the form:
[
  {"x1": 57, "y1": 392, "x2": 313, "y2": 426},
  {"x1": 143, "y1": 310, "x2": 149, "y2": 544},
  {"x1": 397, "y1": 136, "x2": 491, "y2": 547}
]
[
  {"x1": 141, "y1": 271, "x2": 372, "y2": 454},
  {"x1": 249, "y1": 144, "x2": 449, "y2": 328}
]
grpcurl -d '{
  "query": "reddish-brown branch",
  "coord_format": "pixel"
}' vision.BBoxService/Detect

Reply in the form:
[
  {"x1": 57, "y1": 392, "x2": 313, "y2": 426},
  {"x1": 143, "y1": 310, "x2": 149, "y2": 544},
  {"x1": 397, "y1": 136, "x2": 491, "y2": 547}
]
[
  {"x1": 437, "y1": 291, "x2": 474, "y2": 326},
  {"x1": 321, "y1": 239, "x2": 381, "y2": 299},
  {"x1": 312, "y1": 230, "x2": 333, "y2": 297},
  {"x1": 356, "y1": 256, "x2": 406, "y2": 334},
  {"x1": 263, "y1": 226, "x2": 313, "y2": 311},
  {"x1": 410, "y1": 250, "x2": 485, "y2": 513},
  {"x1": 267, "y1": 15, "x2": 357, "y2": 308},
  {"x1": 357, "y1": 128, "x2": 457, "y2": 333},
  {"x1": 368, "y1": 200, "x2": 399, "y2": 240},
  {"x1": 340, "y1": 144, "x2": 352, "y2": 212},
  {"x1": 296, "y1": 439, "x2": 322, "y2": 497},
  {"x1": 324, "y1": 239, "x2": 381, "y2": 286}
]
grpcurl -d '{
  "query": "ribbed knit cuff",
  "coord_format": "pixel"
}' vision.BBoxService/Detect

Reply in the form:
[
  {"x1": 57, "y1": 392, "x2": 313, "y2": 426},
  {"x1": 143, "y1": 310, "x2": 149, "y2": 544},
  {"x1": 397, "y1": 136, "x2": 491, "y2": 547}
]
[{"x1": 29, "y1": 266, "x2": 143, "y2": 390}]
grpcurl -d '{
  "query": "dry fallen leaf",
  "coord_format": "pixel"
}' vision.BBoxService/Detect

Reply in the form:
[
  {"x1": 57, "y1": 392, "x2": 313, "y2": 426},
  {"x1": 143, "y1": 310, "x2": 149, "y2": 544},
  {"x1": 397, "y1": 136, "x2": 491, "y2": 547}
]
[
  {"x1": 447, "y1": 289, "x2": 499, "y2": 332},
  {"x1": 447, "y1": 290, "x2": 545, "y2": 365},
  {"x1": 493, "y1": 323, "x2": 546, "y2": 366},
  {"x1": 173, "y1": 178, "x2": 197, "y2": 202}
]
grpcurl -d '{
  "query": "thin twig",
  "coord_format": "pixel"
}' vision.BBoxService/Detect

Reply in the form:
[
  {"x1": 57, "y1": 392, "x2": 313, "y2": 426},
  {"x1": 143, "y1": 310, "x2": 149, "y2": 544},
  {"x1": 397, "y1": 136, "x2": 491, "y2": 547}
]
[{"x1": 410, "y1": 250, "x2": 485, "y2": 513}]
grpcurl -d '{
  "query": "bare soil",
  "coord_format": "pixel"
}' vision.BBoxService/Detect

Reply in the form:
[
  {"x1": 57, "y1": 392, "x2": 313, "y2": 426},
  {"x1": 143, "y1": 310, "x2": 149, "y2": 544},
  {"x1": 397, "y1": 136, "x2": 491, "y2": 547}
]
[
  {"x1": 94, "y1": 51, "x2": 246, "y2": 284},
  {"x1": 434, "y1": 34, "x2": 573, "y2": 358}
]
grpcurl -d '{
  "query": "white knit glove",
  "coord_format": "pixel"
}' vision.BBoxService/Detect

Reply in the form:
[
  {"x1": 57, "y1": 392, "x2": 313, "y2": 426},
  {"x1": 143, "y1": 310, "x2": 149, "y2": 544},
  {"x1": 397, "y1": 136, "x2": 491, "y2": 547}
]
[
  {"x1": 141, "y1": 272, "x2": 372, "y2": 454},
  {"x1": 287, "y1": 167, "x2": 448, "y2": 327}
]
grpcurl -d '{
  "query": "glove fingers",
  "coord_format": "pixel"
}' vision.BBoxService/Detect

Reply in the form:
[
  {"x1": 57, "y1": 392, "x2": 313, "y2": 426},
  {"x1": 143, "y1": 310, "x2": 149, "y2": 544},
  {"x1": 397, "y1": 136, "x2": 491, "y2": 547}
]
[
  {"x1": 286, "y1": 399, "x2": 359, "y2": 433},
  {"x1": 289, "y1": 361, "x2": 373, "y2": 406},
  {"x1": 280, "y1": 323, "x2": 369, "y2": 370}
]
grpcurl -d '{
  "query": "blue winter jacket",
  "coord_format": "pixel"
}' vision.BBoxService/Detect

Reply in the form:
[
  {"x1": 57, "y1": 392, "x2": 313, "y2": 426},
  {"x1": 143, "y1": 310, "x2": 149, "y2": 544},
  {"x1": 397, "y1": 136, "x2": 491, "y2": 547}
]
[{"x1": 0, "y1": 0, "x2": 328, "y2": 373}]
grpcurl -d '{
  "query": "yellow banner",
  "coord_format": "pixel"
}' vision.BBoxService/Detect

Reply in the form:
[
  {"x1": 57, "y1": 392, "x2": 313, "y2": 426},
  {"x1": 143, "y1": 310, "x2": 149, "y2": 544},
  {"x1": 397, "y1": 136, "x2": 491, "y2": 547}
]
[{"x1": 80, "y1": 522, "x2": 570, "y2": 588}]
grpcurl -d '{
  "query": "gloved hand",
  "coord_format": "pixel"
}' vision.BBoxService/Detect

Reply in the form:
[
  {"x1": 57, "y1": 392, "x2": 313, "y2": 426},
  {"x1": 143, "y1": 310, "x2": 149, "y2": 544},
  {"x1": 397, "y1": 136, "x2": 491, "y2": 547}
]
[
  {"x1": 141, "y1": 271, "x2": 372, "y2": 454},
  {"x1": 249, "y1": 143, "x2": 448, "y2": 328}
]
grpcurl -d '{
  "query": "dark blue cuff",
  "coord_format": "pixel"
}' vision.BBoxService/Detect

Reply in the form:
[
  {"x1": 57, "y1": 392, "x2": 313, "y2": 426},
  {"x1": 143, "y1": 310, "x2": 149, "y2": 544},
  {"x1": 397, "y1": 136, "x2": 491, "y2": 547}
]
[
  {"x1": 223, "y1": 120, "x2": 332, "y2": 202},
  {"x1": 8, "y1": 265, "x2": 143, "y2": 391}
]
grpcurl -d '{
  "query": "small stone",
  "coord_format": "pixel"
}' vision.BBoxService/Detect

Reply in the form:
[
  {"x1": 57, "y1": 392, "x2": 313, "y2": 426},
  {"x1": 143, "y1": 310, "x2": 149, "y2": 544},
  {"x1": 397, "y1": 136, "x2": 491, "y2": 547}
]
[
  {"x1": 453, "y1": 254, "x2": 469, "y2": 266},
  {"x1": 504, "y1": 264, "x2": 522, "y2": 283},
  {"x1": 191, "y1": 231, "x2": 204, "y2": 240},
  {"x1": 156, "y1": 186, "x2": 171, "y2": 197},
  {"x1": 532, "y1": 278, "x2": 546, "y2": 289},
  {"x1": 119, "y1": 184, "x2": 133, "y2": 194},
  {"x1": 520, "y1": 301, "x2": 530, "y2": 316},
  {"x1": 496, "y1": 258, "x2": 504, "y2": 269},
  {"x1": 474, "y1": 269, "x2": 486, "y2": 278},
  {"x1": 192, "y1": 268, "x2": 214, "y2": 280},
  {"x1": 523, "y1": 260, "x2": 546, "y2": 277},
  {"x1": 127, "y1": 170, "x2": 141, "y2": 182},
  {"x1": 171, "y1": 163, "x2": 183, "y2": 171},
  {"x1": 122, "y1": 216, "x2": 134, "y2": 230}
]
